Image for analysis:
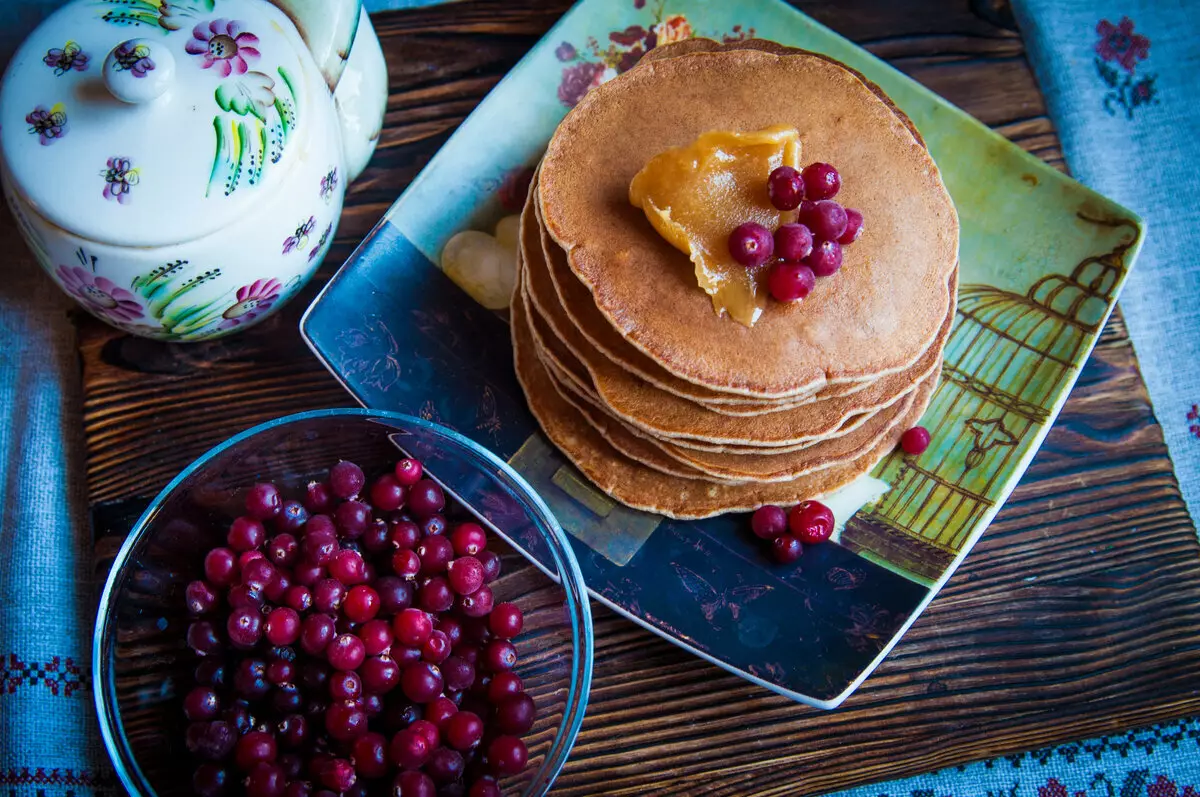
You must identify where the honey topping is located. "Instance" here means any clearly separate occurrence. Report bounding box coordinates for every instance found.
[629,126,802,326]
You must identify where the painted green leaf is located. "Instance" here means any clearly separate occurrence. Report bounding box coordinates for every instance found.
[215,72,277,121]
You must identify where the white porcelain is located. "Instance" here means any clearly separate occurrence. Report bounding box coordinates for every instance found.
[0,0,387,341]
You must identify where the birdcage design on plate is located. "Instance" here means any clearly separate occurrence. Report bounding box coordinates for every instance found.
[841,220,1137,584]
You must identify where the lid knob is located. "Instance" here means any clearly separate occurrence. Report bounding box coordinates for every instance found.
[103,39,174,105]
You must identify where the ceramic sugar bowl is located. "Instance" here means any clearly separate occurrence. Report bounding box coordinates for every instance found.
[0,0,387,341]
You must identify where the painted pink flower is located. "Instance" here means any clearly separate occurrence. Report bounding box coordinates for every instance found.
[185,19,260,77]
[557,61,614,108]
[102,157,139,204]
[498,165,536,213]
[219,278,281,329]
[55,265,144,323]
[654,15,693,46]
[1095,17,1149,73]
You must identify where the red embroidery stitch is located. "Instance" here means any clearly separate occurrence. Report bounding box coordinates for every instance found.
[0,652,88,697]
[0,768,110,787]
[1188,405,1200,439]
[1096,17,1150,72]
[1094,17,1157,118]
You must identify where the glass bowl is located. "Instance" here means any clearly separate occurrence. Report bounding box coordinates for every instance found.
[93,409,593,796]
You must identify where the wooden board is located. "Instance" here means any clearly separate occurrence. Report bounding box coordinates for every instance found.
[80,1,1200,794]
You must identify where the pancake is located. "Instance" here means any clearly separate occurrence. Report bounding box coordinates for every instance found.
[512,290,936,518]
[539,46,959,398]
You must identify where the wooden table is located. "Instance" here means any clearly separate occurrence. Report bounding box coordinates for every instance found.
[83,1,1200,794]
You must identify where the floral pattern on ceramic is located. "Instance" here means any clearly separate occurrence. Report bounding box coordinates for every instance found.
[320,168,338,203]
[185,19,261,76]
[26,104,67,145]
[219,277,281,329]
[283,216,315,255]
[56,253,144,325]
[110,40,155,77]
[97,0,216,32]
[309,222,332,262]
[555,1,753,107]
[209,66,299,197]
[43,42,89,76]
[101,157,139,204]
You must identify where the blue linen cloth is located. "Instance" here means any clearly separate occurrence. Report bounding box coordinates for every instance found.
[1,1,1198,796]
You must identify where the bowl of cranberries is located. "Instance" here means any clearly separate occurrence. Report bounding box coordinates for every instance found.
[93,409,594,797]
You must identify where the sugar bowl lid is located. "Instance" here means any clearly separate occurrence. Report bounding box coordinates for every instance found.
[0,0,313,247]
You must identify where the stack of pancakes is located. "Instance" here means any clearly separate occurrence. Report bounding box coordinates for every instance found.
[512,40,960,520]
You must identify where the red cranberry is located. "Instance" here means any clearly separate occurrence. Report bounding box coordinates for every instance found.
[394,458,424,487]
[447,557,484,596]
[234,659,270,699]
[227,607,262,649]
[352,732,390,779]
[204,547,238,587]
[422,630,451,664]
[426,747,465,784]
[768,261,816,303]
[234,731,277,771]
[273,501,308,534]
[186,720,237,760]
[192,763,230,797]
[263,571,291,603]
[271,683,304,715]
[325,699,368,741]
[195,660,227,687]
[477,550,502,583]
[265,534,300,568]
[284,585,312,613]
[768,165,805,210]
[488,603,523,639]
[305,513,337,538]
[449,523,487,557]
[410,719,440,750]
[393,608,433,647]
[389,728,432,768]
[389,520,421,550]
[246,483,282,520]
[223,700,255,735]
[185,580,218,615]
[361,692,384,717]
[805,239,843,277]
[283,781,310,797]
[392,549,421,579]
[494,693,536,734]
[401,661,443,703]
[359,619,393,656]
[369,474,406,512]
[329,461,365,499]
[901,425,931,455]
[329,670,362,700]
[312,578,346,613]
[329,549,367,585]
[458,585,494,618]
[344,585,381,623]
[487,735,528,775]
[241,558,276,590]
[304,481,335,514]
[436,617,464,647]
[360,516,388,554]
[187,621,223,656]
[442,711,484,751]
[774,222,814,262]
[246,763,286,797]
[327,634,366,671]
[483,640,517,672]
[266,658,294,686]
[299,660,331,692]
[264,607,301,647]
[227,583,264,611]
[238,550,266,569]
[334,501,371,540]
[802,162,840,200]
[462,617,492,644]
[361,656,401,693]
[419,577,455,613]
[417,536,454,575]
[771,534,804,564]
[303,533,337,567]
[300,614,335,656]
[421,514,448,537]
[750,505,788,540]
[407,479,445,519]
[441,656,475,691]
[728,222,774,268]
[789,500,835,545]
[393,644,423,667]
[317,757,356,792]
[839,208,864,244]
[809,200,848,241]
[469,778,502,797]
[183,686,221,721]
[292,561,325,587]
[367,580,409,619]
[392,770,435,797]
[487,672,522,703]
[277,713,308,748]
[425,695,457,727]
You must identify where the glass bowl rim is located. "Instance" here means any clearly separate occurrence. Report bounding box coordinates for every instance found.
[92,407,595,796]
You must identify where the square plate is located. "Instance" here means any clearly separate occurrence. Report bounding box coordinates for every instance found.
[302,0,1144,707]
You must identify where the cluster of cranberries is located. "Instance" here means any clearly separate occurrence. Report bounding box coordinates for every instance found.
[727,162,864,304]
[181,457,535,797]
[750,500,835,564]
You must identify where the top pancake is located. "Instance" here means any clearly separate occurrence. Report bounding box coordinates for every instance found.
[539,46,959,399]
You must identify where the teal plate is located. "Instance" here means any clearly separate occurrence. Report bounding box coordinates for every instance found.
[302,0,1144,707]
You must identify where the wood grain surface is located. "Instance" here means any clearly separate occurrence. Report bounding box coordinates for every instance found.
[79,1,1200,795]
